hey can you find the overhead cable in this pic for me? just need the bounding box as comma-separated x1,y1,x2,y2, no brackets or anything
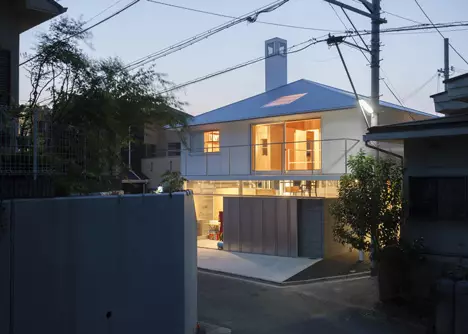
125,0,292,71
157,36,330,95
146,0,342,33
19,0,141,66
413,0,468,66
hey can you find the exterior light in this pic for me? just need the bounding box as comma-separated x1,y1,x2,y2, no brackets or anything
359,99,374,115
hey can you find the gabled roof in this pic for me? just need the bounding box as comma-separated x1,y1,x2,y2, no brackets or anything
189,79,433,126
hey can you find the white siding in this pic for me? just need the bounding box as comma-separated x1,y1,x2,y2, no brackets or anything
182,108,371,178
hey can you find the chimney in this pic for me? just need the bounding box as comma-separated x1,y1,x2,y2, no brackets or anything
265,37,287,91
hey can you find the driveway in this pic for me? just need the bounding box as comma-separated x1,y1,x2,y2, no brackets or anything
198,272,426,334
198,248,320,283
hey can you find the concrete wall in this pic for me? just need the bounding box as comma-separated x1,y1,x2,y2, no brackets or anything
323,198,349,258
182,108,370,177
0,1,20,105
141,156,181,189
402,135,468,258
0,193,197,334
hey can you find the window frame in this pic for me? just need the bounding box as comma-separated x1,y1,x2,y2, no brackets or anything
408,176,468,222
203,130,220,154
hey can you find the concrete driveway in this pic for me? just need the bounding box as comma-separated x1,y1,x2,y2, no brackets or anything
197,248,320,283
198,272,426,334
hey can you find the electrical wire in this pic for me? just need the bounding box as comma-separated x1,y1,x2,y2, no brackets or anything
124,0,292,71
146,0,343,33
382,10,422,25
413,0,468,66
403,72,439,102
328,2,412,119
157,36,330,95
83,0,126,25
19,0,141,66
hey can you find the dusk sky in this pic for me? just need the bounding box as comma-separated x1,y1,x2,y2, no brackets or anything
19,0,468,116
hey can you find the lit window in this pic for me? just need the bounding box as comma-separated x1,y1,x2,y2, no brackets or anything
204,130,220,153
262,93,307,107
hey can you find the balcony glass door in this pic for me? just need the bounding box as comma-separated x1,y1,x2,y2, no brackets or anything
251,123,283,171
285,119,321,171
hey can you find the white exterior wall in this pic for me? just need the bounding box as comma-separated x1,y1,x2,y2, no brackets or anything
182,108,370,179
182,107,432,180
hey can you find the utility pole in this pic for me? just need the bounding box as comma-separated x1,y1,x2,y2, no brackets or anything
437,38,450,90
325,0,386,128
370,0,381,128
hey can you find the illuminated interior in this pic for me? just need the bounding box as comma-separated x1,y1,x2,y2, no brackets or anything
251,118,321,172
204,130,220,153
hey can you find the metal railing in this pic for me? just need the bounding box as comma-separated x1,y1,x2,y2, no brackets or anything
182,138,360,177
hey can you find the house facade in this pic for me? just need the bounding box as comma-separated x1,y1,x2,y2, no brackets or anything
364,73,468,267
182,37,433,257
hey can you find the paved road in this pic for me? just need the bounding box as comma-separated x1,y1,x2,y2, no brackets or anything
198,272,426,334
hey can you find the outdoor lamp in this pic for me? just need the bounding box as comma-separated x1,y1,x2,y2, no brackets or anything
359,99,374,115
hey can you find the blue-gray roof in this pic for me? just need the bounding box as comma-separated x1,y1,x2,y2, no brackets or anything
189,79,434,126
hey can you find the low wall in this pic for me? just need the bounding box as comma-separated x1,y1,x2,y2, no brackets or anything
0,193,197,334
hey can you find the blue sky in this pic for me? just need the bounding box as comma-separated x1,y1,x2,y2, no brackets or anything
19,0,468,116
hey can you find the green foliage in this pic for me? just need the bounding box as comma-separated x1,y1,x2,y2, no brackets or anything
17,16,190,195
161,171,187,193
330,150,403,256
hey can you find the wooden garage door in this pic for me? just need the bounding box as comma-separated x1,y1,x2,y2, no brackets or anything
297,199,323,258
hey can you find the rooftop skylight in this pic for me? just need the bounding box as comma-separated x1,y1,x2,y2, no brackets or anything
262,93,307,107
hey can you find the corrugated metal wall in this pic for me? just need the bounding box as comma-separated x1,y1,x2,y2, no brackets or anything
224,197,298,257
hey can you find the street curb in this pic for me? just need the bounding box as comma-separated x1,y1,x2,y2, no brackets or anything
198,267,371,286
282,270,371,286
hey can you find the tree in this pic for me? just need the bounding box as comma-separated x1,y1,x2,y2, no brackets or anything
160,171,186,193
330,150,403,263
15,17,189,194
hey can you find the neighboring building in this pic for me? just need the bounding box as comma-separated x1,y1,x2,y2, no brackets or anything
364,73,468,266
140,124,182,190
0,0,66,106
183,37,434,258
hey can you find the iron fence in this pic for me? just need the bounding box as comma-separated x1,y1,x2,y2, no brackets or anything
0,107,87,199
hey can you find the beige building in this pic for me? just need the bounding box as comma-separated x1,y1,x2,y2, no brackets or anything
0,0,66,106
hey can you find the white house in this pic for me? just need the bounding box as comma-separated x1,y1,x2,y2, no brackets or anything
182,37,434,257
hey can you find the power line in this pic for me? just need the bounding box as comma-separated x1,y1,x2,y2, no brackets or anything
403,72,438,102
382,10,422,25
158,36,330,94
83,0,126,25
146,0,343,33
413,0,468,66
19,0,141,66
328,2,411,119
124,0,292,71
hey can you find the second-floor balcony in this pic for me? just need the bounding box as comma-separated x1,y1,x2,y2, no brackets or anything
181,138,360,179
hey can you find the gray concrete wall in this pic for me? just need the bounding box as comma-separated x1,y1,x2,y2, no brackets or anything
0,193,197,334
323,199,349,258
403,135,468,258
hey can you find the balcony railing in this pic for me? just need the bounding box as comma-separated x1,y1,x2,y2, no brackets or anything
181,138,360,177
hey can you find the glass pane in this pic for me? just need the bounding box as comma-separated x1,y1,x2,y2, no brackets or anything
285,119,321,171
251,123,283,171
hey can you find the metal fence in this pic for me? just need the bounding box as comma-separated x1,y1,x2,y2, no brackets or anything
0,107,87,199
